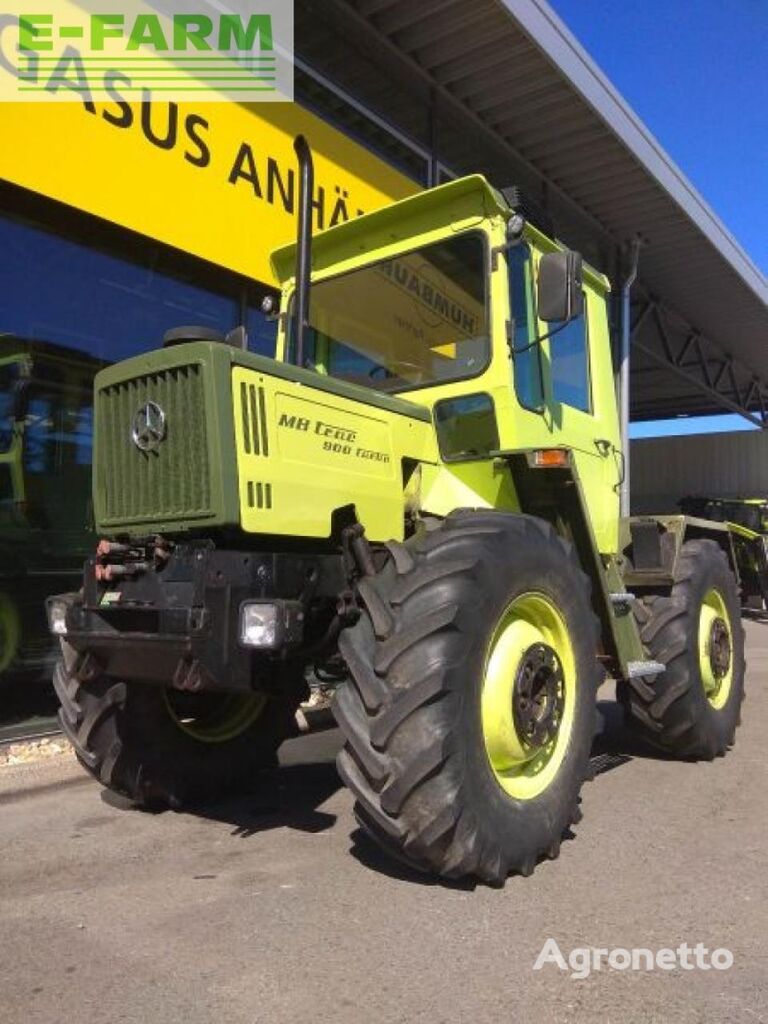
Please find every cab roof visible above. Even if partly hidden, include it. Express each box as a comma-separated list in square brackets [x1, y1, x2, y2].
[270, 173, 609, 291]
[271, 174, 503, 284]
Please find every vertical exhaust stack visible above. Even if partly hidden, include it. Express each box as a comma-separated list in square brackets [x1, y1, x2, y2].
[293, 135, 314, 369]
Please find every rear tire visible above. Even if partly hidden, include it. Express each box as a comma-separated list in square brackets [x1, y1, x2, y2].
[53, 639, 306, 807]
[621, 538, 745, 759]
[333, 510, 601, 886]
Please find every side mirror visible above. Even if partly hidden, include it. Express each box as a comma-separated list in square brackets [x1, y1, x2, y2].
[537, 250, 584, 323]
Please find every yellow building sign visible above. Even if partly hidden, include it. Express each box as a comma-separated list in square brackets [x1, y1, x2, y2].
[0, 97, 418, 283]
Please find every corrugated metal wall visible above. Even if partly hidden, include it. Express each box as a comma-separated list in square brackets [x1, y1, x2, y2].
[631, 430, 768, 513]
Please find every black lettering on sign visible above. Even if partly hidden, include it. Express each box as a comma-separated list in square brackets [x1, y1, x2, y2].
[101, 70, 133, 128]
[228, 142, 263, 196]
[329, 186, 350, 227]
[65, 80, 375, 231]
[311, 185, 326, 230]
[184, 113, 210, 168]
[266, 157, 294, 212]
[142, 99, 178, 150]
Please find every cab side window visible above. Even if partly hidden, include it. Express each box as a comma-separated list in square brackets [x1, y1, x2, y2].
[551, 298, 591, 413]
[508, 245, 544, 409]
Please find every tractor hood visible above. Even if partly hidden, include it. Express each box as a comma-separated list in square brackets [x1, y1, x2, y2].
[92, 341, 436, 541]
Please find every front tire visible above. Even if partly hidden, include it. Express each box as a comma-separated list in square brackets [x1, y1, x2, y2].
[333, 510, 601, 886]
[622, 538, 745, 759]
[53, 640, 305, 807]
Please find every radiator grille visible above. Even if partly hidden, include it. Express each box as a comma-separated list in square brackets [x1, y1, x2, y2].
[98, 363, 213, 525]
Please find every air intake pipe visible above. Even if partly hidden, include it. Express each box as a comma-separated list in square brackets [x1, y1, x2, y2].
[293, 134, 314, 370]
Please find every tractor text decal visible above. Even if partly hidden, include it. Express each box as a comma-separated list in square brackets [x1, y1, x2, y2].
[278, 413, 390, 463]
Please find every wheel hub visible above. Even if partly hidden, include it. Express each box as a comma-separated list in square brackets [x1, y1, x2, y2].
[163, 690, 267, 743]
[708, 617, 731, 680]
[512, 643, 564, 752]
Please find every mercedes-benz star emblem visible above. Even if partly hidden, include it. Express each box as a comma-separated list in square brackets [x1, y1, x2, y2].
[131, 401, 167, 453]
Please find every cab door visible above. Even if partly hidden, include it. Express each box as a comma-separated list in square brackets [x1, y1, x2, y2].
[541, 286, 622, 554]
[506, 246, 621, 555]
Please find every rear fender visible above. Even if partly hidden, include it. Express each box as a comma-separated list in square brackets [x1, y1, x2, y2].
[621, 515, 737, 588]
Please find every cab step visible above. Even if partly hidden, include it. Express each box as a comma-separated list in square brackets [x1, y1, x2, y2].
[626, 660, 666, 679]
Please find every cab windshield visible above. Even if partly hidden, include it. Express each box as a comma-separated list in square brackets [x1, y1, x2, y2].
[288, 233, 489, 392]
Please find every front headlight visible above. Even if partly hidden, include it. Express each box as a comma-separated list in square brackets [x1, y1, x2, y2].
[47, 598, 70, 636]
[238, 600, 305, 649]
[239, 602, 279, 648]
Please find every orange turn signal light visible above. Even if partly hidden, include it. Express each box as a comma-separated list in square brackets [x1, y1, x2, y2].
[532, 449, 569, 468]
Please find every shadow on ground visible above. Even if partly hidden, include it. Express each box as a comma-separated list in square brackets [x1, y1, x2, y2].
[593, 697, 673, 762]
[102, 757, 344, 838]
[201, 761, 342, 837]
[97, 696, 669, 888]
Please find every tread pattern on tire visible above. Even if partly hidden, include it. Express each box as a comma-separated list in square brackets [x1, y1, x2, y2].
[53, 642, 305, 807]
[623, 538, 746, 759]
[334, 509, 600, 885]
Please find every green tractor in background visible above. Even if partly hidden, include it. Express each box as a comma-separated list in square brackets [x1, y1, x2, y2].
[48, 140, 746, 885]
[680, 496, 768, 613]
[0, 339, 98, 686]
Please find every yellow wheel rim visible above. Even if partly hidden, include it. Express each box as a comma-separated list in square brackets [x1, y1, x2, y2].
[481, 592, 576, 801]
[698, 587, 734, 710]
[163, 690, 267, 744]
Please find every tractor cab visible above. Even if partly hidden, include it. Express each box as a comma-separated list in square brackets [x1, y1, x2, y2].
[270, 172, 622, 555]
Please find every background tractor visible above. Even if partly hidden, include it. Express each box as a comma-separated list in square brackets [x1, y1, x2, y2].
[0, 339, 98, 688]
[680, 496, 768, 613]
[48, 139, 745, 885]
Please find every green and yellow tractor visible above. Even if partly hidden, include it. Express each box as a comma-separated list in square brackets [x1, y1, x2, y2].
[1, 340, 98, 686]
[680, 496, 768, 613]
[49, 140, 745, 884]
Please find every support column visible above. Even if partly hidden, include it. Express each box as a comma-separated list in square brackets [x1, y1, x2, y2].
[619, 238, 642, 517]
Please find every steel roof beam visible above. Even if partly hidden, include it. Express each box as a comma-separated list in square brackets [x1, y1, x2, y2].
[631, 295, 768, 426]
[320, 0, 618, 248]
[305, 1, 768, 426]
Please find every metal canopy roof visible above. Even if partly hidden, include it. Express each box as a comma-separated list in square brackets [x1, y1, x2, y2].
[296, 0, 768, 424]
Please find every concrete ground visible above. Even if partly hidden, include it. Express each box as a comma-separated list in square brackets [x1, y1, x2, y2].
[1, 622, 767, 1024]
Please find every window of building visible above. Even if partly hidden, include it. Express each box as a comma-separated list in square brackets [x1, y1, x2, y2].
[0, 189, 280, 698]
[0, 205, 277, 365]
[295, 64, 429, 187]
[551, 301, 591, 413]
